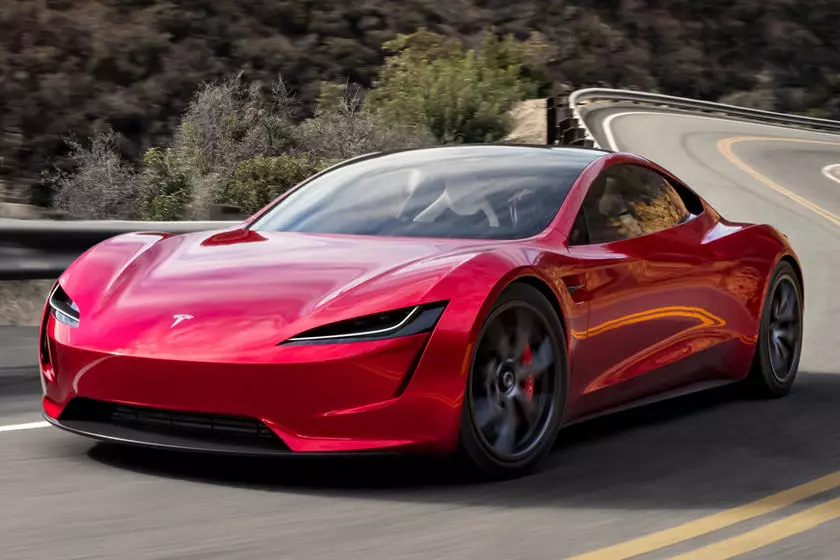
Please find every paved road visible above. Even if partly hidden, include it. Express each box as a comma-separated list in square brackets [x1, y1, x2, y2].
[3, 109, 840, 559]
[0, 326, 41, 424]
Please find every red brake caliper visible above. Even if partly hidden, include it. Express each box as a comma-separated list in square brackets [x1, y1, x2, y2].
[522, 343, 535, 401]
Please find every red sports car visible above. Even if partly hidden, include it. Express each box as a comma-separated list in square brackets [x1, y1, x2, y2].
[39, 145, 804, 478]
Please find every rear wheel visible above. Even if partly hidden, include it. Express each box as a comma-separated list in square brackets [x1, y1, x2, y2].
[746, 261, 803, 398]
[457, 284, 566, 479]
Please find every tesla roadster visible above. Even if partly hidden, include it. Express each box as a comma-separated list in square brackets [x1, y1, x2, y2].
[39, 144, 804, 478]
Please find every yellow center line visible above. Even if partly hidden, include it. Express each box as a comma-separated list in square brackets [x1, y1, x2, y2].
[717, 136, 840, 228]
[669, 496, 840, 560]
[565, 470, 840, 560]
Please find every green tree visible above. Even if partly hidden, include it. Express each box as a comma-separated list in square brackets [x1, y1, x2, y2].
[369, 29, 537, 143]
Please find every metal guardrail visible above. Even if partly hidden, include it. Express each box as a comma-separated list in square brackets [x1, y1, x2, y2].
[0, 219, 236, 280]
[548, 87, 840, 149]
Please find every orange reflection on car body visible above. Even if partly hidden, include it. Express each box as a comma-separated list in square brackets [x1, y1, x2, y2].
[571, 305, 726, 340]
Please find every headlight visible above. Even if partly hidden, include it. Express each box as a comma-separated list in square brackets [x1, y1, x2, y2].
[282, 301, 447, 345]
[48, 284, 80, 328]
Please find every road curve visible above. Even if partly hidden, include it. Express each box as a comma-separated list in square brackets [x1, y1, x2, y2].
[3, 107, 840, 559]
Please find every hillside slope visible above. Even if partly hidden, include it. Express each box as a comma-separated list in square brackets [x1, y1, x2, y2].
[2, 0, 839, 200]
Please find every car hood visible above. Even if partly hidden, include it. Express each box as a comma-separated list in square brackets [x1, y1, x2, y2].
[59, 228, 489, 358]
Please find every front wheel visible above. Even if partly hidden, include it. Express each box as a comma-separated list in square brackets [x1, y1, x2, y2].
[457, 284, 567, 479]
[746, 261, 804, 398]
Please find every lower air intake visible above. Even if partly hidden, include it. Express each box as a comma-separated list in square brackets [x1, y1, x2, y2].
[58, 397, 288, 453]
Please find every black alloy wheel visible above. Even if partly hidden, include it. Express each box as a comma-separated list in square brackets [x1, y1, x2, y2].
[747, 261, 803, 397]
[458, 283, 566, 478]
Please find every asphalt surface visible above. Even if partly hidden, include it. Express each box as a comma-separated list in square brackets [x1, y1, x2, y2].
[3, 108, 840, 559]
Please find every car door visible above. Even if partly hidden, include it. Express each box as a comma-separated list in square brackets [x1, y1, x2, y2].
[564, 162, 723, 419]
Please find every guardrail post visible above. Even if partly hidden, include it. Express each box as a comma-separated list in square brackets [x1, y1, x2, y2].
[563, 127, 586, 145]
[549, 92, 592, 148]
[546, 97, 557, 145]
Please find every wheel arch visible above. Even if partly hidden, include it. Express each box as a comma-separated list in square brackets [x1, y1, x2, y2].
[504, 275, 571, 352]
[779, 254, 804, 301]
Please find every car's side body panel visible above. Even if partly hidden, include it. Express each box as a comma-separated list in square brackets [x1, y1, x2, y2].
[563, 214, 721, 420]
[548, 152, 800, 422]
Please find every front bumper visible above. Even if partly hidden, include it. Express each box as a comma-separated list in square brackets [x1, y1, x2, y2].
[40, 317, 467, 455]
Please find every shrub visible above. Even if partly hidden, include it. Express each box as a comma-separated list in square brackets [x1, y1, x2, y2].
[50, 127, 143, 219]
[48, 70, 443, 221]
[139, 147, 193, 220]
[175, 73, 298, 176]
[214, 80, 436, 216]
[294, 82, 436, 160]
[118, 73, 303, 220]
[216, 154, 332, 214]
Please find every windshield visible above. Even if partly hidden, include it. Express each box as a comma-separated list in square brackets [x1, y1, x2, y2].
[250, 146, 600, 240]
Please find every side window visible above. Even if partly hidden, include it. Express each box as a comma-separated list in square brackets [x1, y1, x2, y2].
[573, 164, 693, 245]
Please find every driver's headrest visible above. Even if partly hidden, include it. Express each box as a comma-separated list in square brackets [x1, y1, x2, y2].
[598, 177, 629, 218]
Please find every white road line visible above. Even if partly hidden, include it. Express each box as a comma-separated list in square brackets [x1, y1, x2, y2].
[821, 164, 840, 185]
[602, 111, 632, 151]
[0, 421, 49, 433]
[601, 110, 840, 152]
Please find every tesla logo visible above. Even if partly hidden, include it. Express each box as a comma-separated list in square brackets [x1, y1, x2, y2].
[170, 314, 194, 328]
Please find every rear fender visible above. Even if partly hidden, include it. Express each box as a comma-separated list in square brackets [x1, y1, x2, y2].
[705, 221, 800, 331]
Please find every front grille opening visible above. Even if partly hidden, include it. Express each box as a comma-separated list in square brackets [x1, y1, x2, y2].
[60, 398, 286, 449]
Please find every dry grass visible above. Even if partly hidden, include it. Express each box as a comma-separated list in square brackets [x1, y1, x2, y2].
[504, 98, 546, 144]
[0, 280, 53, 326]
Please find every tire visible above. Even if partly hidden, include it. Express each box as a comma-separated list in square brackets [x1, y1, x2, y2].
[457, 283, 567, 479]
[746, 261, 803, 398]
